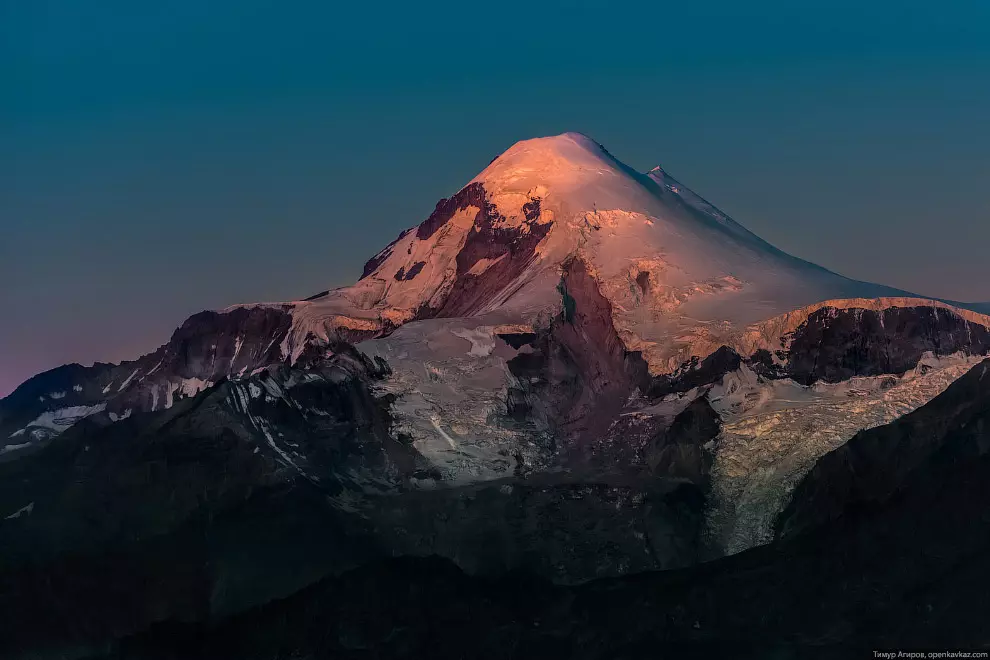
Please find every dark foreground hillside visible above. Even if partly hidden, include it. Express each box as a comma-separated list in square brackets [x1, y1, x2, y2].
[88, 362, 990, 659]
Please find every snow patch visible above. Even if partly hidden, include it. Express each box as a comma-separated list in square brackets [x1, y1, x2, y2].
[118, 369, 140, 392]
[17, 404, 107, 436]
[108, 409, 132, 422]
[4, 502, 34, 520]
[179, 378, 211, 398]
[231, 335, 245, 368]
[430, 417, 459, 449]
[466, 254, 506, 276]
[451, 327, 497, 358]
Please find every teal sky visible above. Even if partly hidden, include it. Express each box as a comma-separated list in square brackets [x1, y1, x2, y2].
[2, 1, 990, 396]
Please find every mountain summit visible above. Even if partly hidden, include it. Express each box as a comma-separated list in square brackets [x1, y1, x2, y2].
[236, 131, 958, 373]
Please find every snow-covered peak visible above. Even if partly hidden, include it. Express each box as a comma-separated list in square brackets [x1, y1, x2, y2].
[469, 132, 645, 222]
[174, 134, 990, 377]
[473, 132, 615, 185]
[225, 131, 986, 374]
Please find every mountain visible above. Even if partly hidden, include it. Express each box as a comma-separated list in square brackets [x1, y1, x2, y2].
[44, 360, 990, 658]
[2, 132, 990, 657]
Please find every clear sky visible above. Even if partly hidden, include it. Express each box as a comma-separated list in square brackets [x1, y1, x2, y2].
[2, 0, 990, 397]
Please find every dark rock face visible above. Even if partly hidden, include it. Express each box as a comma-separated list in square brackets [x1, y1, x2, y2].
[502, 263, 731, 480]
[431, 193, 552, 318]
[364, 184, 551, 319]
[393, 261, 426, 282]
[646, 397, 721, 485]
[415, 182, 490, 241]
[779, 306, 990, 385]
[737, 305, 990, 387]
[162, 306, 291, 379]
[109, 306, 294, 414]
[635, 270, 650, 294]
[360, 228, 413, 279]
[294, 332, 387, 371]
[496, 332, 538, 350]
[746, 347, 785, 379]
[522, 196, 542, 221]
[648, 346, 743, 399]
[506, 258, 649, 454]
[777, 358, 990, 540]
[403, 260, 426, 280]
[580, 395, 721, 491]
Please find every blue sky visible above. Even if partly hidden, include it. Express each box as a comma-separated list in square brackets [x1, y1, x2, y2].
[2, 0, 990, 395]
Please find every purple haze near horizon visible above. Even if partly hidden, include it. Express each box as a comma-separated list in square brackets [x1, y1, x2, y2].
[2, 1, 990, 397]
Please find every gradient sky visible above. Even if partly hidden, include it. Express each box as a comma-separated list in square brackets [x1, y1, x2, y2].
[2, 1, 990, 397]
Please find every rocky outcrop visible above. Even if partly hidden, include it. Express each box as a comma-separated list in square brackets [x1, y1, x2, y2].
[739, 299, 990, 385]
[646, 397, 721, 485]
[393, 261, 426, 281]
[414, 182, 490, 241]
[647, 347, 743, 399]
[147, 305, 291, 380]
[505, 258, 649, 455]
[359, 228, 413, 279]
[430, 193, 551, 318]
[781, 306, 990, 385]
[0, 306, 295, 453]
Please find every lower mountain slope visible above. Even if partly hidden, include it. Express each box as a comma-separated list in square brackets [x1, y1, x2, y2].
[92, 358, 990, 659]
